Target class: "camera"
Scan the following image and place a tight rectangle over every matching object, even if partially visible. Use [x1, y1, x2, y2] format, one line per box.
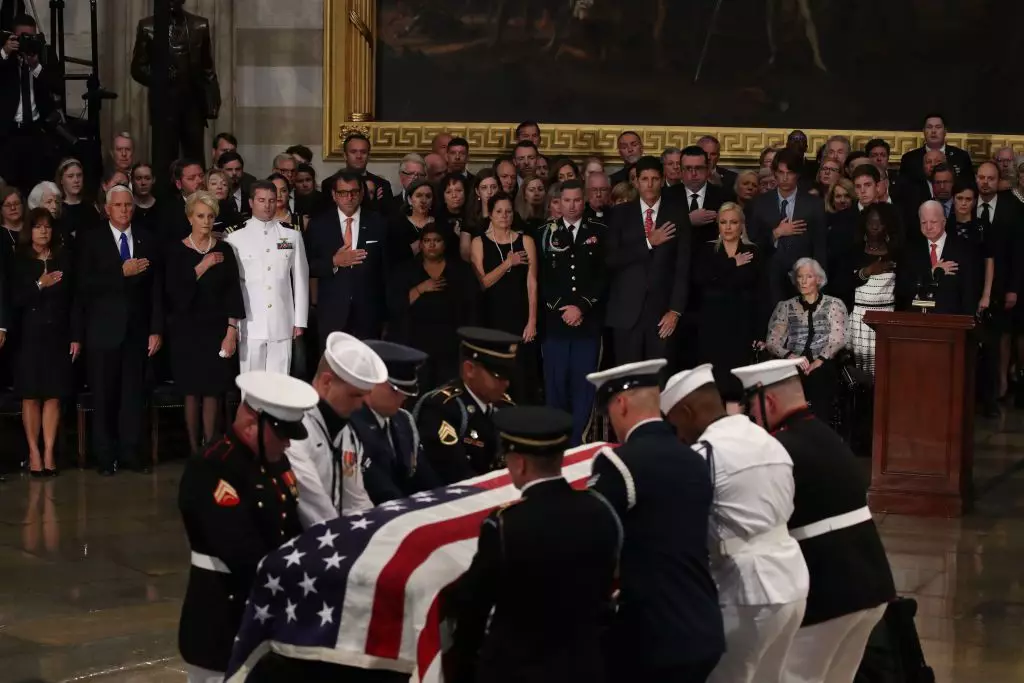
[2, 30, 47, 58]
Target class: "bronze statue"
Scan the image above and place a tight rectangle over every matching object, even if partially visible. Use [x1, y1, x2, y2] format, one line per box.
[131, 0, 220, 165]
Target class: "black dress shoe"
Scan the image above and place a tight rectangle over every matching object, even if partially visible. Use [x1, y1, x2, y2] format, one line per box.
[44, 468, 59, 477]
[30, 469, 44, 478]
[98, 468, 116, 477]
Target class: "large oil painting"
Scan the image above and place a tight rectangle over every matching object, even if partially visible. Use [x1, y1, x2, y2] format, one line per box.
[376, 0, 1024, 133]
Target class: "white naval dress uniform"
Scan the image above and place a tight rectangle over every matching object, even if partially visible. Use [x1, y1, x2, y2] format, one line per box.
[696, 414, 810, 683]
[286, 406, 372, 529]
[225, 217, 309, 374]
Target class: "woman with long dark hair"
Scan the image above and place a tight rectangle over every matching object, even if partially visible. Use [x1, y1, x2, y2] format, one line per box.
[464, 169, 500, 258]
[436, 173, 470, 261]
[389, 178, 437, 266]
[11, 208, 80, 475]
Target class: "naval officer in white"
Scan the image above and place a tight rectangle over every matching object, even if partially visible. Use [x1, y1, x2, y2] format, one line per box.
[225, 180, 309, 374]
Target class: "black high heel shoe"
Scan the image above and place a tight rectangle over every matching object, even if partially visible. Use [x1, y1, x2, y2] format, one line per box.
[44, 468, 59, 477]
[30, 470, 44, 478]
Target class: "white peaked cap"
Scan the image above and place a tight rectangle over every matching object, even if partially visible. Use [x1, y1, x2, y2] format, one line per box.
[660, 363, 716, 414]
[236, 371, 318, 423]
[730, 358, 805, 390]
[324, 331, 388, 391]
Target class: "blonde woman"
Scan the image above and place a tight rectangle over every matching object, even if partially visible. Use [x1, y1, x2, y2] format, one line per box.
[164, 191, 245, 455]
[694, 202, 767, 372]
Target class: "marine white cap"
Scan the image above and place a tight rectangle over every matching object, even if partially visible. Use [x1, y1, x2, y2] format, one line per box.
[587, 359, 667, 406]
[324, 331, 388, 391]
[731, 358, 805, 390]
[235, 371, 318, 424]
[660, 363, 716, 414]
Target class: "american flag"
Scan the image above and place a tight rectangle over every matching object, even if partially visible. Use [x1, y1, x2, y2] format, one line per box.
[225, 442, 607, 682]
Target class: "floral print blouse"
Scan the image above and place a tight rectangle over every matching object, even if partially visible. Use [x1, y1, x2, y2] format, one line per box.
[766, 294, 848, 360]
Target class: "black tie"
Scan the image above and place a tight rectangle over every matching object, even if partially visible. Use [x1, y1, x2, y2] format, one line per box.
[19, 62, 32, 125]
[689, 193, 699, 212]
[980, 202, 992, 226]
[386, 419, 400, 458]
[779, 199, 789, 222]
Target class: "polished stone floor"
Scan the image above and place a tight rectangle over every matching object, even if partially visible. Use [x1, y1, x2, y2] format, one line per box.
[3, 415, 1024, 682]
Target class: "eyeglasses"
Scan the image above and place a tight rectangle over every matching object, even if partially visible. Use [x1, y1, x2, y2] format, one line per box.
[400, 170, 426, 178]
[334, 189, 361, 198]
[682, 165, 707, 173]
[2, 202, 20, 209]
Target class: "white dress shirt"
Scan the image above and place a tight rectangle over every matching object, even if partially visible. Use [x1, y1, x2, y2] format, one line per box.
[640, 198, 661, 250]
[110, 223, 133, 257]
[1, 49, 41, 124]
[464, 384, 490, 415]
[695, 414, 809, 606]
[339, 208, 362, 247]
[233, 187, 243, 212]
[928, 231, 948, 261]
[564, 218, 582, 242]
[978, 193, 998, 220]
[688, 183, 708, 209]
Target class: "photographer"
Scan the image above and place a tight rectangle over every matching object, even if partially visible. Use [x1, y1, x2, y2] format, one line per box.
[0, 14, 58, 195]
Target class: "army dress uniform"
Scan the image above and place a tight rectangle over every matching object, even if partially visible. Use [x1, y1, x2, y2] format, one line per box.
[586, 360, 726, 682]
[732, 359, 896, 683]
[177, 372, 318, 681]
[414, 328, 519, 485]
[541, 215, 608, 446]
[225, 216, 309, 374]
[441, 407, 622, 683]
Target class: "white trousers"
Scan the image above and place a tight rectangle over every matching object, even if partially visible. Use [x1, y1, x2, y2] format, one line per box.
[708, 598, 807, 683]
[782, 603, 887, 683]
[185, 664, 224, 683]
[239, 337, 292, 375]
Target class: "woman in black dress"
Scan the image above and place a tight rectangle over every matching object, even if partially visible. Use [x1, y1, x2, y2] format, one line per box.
[389, 179, 437, 267]
[165, 191, 245, 455]
[694, 202, 767, 374]
[270, 173, 304, 231]
[12, 209, 80, 476]
[471, 191, 539, 401]
[205, 168, 242, 236]
[388, 223, 478, 387]
[436, 173, 469, 261]
[513, 174, 548, 241]
[130, 163, 159, 233]
[464, 169, 500, 260]
[55, 158, 91, 240]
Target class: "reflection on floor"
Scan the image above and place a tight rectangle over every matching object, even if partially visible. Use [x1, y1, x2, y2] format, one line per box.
[3, 413, 1024, 682]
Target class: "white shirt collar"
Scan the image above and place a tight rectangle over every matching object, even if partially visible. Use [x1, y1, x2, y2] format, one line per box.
[110, 222, 132, 242]
[979, 194, 998, 214]
[687, 183, 708, 202]
[464, 384, 488, 414]
[520, 475, 566, 494]
[625, 417, 663, 442]
[339, 207, 361, 223]
[929, 231, 948, 254]
[640, 198, 661, 214]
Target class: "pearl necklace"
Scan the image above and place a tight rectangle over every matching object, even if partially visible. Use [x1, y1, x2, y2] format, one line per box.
[188, 233, 213, 255]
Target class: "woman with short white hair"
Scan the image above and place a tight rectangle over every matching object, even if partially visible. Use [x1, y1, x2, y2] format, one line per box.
[164, 190, 245, 456]
[765, 257, 848, 419]
[27, 181, 62, 216]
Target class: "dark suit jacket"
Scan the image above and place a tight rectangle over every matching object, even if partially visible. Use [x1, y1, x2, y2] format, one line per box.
[0, 51, 56, 134]
[896, 233, 980, 315]
[982, 191, 1024, 301]
[747, 190, 827, 304]
[664, 182, 728, 248]
[305, 208, 389, 339]
[715, 167, 738, 200]
[899, 144, 974, 181]
[130, 11, 220, 119]
[609, 167, 629, 188]
[320, 170, 395, 215]
[605, 196, 691, 330]
[76, 225, 163, 350]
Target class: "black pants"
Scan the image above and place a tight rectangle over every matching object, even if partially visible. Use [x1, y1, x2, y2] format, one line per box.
[88, 341, 148, 470]
[152, 103, 206, 172]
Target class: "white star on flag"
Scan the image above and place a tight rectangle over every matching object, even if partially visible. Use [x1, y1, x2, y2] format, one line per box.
[350, 518, 373, 530]
[413, 494, 435, 503]
[264, 575, 283, 596]
[254, 604, 272, 624]
[283, 548, 306, 568]
[317, 601, 335, 626]
[379, 502, 406, 512]
[299, 572, 318, 597]
[316, 529, 339, 549]
[281, 537, 297, 549]
[323, 552, 345, 570]
[448, 488, 467, 494]
[285, 600, 298, 623]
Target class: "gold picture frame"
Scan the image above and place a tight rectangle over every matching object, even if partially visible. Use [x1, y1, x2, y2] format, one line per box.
[323, 1, 1024, 165]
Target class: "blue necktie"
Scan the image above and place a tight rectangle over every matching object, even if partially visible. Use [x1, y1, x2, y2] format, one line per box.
[119, 232, 131, 262]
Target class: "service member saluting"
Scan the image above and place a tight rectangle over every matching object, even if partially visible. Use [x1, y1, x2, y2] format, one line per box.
[225, 180, 309, 374]
[284, 331, 387, 527]
[441, 406, 621, 683]
[414, 327, 518, 484]
[177, 371, 319, 683]
[732, 358, 896, 683]
[586, 359, 725, 682]
[661, 363, 809, 683]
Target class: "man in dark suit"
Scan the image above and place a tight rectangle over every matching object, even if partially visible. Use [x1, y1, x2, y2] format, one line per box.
[605, 156, 691, 366]
[445, 136, 475, 186]
[0, 14, 59, 194]
[306, 169, 389, 348]
[747, 148, 828, 306]
[216, 151, 250, 219]
[899, 148, 947, 230]
[898, 114, 974, 182]
[896, 200, 980, 315]
[699, 135, 737, 198]
[542, 180, 607, 446]
[609, 130, 643, 187]
[866, 138, 903, 202]
[387, 153, 427, 216]
[77, 186, 163, 475]
[211, 133, 256, 194]
[665, 145, 727, 246]
[320, 133, 394, 214]
[159, 158, 205, 243]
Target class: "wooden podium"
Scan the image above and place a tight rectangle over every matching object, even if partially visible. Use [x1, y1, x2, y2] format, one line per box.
[865, 311, 976, 517]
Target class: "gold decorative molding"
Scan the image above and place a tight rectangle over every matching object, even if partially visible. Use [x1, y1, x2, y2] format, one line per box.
[323, 1, 1024, 165]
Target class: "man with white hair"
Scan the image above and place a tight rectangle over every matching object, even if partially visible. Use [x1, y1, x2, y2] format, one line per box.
[110, 132, 135, 175]
[226, 180, 309, 375]
[76, 184, 163, 476]
[896, 199, 980, 315]
[993, 146, 1017, 180]
[390, 152, 427, 214]
[661, 363, 808, 683]
[731, 358, 895, 683]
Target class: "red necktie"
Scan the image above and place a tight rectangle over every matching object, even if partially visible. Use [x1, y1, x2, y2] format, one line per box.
[644, 208, 654, 238]
[344, 217, 353, 248]
[929, 242, 938, 268]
